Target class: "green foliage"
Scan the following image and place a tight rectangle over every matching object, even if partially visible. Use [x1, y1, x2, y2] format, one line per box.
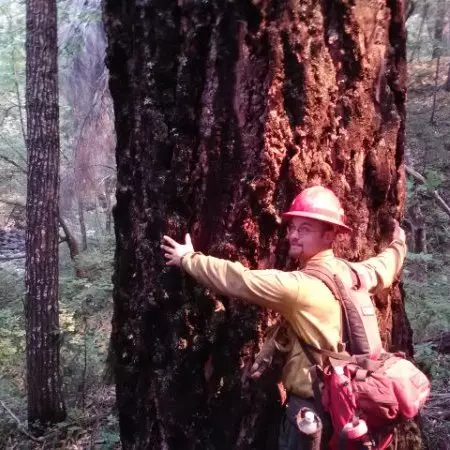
[424, 169, 445, 190]
[404, 254, 450, 343]
[59, 237, 114, 399]
[0, 236, 117, 445]
[0, 1, 26, 197]
[414, 343, 450, 386]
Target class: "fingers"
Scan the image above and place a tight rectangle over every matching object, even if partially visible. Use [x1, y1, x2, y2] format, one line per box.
[161, 233, 192, 268]
[162, 235, 178, 246]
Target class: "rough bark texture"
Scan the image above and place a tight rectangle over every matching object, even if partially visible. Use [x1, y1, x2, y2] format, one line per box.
[25, 0, 66, 428]
[104, 0, 420, 448]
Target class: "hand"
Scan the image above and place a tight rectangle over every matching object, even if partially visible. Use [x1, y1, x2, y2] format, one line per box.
[161, 233, 194, 267]
[393, 220, 406, 242]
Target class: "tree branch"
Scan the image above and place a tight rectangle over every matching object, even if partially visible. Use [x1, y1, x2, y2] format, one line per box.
[0, 153, 27, 173]
[0, 197, 25, 207]
[0, 255, 25, 261]
[405, 165, 450, 218]
[0, 400, 41, 442]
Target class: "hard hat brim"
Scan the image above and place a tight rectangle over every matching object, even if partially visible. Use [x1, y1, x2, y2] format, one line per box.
[281, 211, 352, 233]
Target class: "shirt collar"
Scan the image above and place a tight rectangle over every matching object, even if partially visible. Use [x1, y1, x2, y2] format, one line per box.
[304, 249, 335, 266]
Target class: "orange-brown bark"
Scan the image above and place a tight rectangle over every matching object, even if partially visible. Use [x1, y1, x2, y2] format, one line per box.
[105, 1, 419, 448]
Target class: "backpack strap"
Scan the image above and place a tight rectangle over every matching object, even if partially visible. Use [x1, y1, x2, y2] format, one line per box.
[302, 263, 353, 350]
[337, 259, 368, 291]
[302, 261, 384, 358]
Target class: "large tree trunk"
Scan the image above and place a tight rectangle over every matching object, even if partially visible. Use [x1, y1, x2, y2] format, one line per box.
[104, 1, 420, 448]
[25, 0, 66, 429]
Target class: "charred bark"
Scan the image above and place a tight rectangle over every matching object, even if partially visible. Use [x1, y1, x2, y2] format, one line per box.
[25, 0, 66, 429]
[104, 0, 419, 448]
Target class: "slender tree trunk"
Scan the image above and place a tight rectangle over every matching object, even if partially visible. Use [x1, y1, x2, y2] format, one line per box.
[25, 0, 66, 430]
[409, 2, 429, 62]
[59, 216, 88, 278]
[432, 0, 447, 59]
[104, 176, 114, 234]
[430, 55, 441, 124]
[104, 1, 420, 448]
[445, 63, 450, 91]
[78, 194, 88, 251]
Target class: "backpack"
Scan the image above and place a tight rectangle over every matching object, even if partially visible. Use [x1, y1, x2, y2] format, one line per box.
[300, 262, 430, 450]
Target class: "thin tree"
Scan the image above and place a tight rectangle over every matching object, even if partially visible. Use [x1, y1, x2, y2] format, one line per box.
[25, 0, 66, 430]
[432, 0, 448, 59]
[430, 54, 441, 124]
[409, 2, 429, 62]
[104, 1, 421, 448]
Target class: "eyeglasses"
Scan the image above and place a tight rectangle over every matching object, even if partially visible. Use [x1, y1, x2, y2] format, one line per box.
[287, 225, 323, 235]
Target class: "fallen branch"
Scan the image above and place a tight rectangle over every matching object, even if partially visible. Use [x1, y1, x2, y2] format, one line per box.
[405, 165, 450, 218]
[0, 400, 110, 444]
[0, 255, 25, 261]
[0, 197, 25, 208]
[0, 154, 26, 173]
[0, 400, 41, 443]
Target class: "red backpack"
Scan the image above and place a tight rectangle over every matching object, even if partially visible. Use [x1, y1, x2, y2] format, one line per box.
[301, 263, 430, 450]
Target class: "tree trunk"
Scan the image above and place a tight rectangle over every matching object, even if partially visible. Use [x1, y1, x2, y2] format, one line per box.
[432, 0, 447, 59]
[445, 63, 450, 91]
[104, 175, 114, 234]
[409, 2, 429, 62]
[78, 194, 88, 251]
[25, 0, 66, 430]
[104, 1, 420, 448]
[59, 216, 88, 278]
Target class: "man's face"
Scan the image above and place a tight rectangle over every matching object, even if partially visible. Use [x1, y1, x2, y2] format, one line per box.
[286, 217, 335, 262]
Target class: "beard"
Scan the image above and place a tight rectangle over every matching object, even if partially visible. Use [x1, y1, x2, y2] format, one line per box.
[288, 243, 304, 260]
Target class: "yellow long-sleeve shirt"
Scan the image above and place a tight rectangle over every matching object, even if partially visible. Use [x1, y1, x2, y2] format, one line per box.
[181, 239, 406, 398]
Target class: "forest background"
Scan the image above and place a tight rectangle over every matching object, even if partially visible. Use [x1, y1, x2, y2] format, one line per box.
[0, 0, 449, 448]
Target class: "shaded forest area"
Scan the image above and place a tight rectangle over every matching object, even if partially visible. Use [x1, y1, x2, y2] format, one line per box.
[0, 0, 449, 448]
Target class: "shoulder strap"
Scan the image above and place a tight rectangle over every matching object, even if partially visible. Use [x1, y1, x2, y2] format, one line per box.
[303, 262, 383, 357]
[337, 259, 368, 290]
[302, 263, 344, 297]
[302, 264, 353, 347]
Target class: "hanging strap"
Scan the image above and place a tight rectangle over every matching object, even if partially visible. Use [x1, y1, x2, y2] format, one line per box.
[302, 263, 361, 354]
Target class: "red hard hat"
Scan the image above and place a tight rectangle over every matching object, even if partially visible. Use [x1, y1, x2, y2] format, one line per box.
[282, 186, 351, 232]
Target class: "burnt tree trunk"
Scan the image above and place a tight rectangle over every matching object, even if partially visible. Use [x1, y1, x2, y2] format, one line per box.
[25, 0, 66, 429]
[104, 1, 420, 448]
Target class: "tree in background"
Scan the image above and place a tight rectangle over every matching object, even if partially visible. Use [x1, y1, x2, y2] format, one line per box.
[105, 1, 421, 448]
[431, 0, 448, 59]
[59, 0, 115, 243]
[25, 0, 66, 429]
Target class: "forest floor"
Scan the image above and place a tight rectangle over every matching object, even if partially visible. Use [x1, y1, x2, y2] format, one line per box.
[1, 61, 450, 449]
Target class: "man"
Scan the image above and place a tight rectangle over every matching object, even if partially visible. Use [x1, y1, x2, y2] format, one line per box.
[161, 186, 406, 449]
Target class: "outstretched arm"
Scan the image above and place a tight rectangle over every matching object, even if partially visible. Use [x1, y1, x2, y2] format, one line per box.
[352, 221, 407, 293]
[161, 234, 299, 313]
